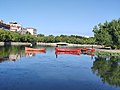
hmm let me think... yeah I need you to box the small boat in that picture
[81,48,89,51]
[55,48,80,52]
[25,47,46,52]
[88,48,95,52]
[81,48,95,52]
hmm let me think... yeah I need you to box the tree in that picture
[93,18,120,49]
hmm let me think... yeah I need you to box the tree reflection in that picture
[0,46,46,63]
[0,46,25,63]
[92,56,120,87]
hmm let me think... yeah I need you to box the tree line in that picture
[0,29,37,42]
[93,18,120,49]
[0,29,95,44]
[37,34,95,44]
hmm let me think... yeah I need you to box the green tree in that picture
[93,18,120,49]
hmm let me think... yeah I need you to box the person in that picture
[56,45,58,47]
[30,43,32,47]
[92,45,93,49]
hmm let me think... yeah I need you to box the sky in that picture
[0,0,120,36]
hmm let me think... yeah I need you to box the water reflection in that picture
[0,46,25,63]
[0,46,47,63]
[81,51,94,56]
[55,51,94,59]
[92,56,120,87]
[25,50,46,57]
[0,46,120,90]
[55,51,80,58]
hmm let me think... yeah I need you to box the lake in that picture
[0,46,120,90]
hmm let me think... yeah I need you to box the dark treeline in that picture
[0,29,95,44]
[37,34,95,44]
[93,18,120,49]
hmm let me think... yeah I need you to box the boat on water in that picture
[25,47,46,52]
[88,48,95,52]
[55,48,81,52]
[81,48,95,52]
[55,47,95,53]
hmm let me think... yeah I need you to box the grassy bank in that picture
[95,50,120,57]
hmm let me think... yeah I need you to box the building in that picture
[0,20,10,30]
[26,28,37,35]
[9,22,22,31]
[0,20,37,35]
[18,28,28,34]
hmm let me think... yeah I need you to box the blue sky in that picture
[0,0,120,36]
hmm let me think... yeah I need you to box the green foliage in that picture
[95,51,120,57]
[0,29,37,42]
[93,18,120,49]
[37,34,95,44]
[0,29,95,44]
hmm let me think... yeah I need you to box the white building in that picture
[7,21,37,35]
[9,22,22,31]
[26,28,37,35]
[18,28,28,34]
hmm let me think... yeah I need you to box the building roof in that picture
[26,27,36,29]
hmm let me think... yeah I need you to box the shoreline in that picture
[37,42,103,48]
[0,42,103,48]
[1,42,120,53]
[95,49,120,53]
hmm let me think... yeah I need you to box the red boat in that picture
[81,48,95,52]
[25,47,46,52]
[55,48,80,52]
[81,48,89,51]
[88,48,95,52]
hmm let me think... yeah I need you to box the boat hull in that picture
[55,48,80,52]
[81,48,95,52]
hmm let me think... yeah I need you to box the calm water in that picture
[0,46,120,90]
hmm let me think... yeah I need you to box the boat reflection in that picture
[0,46,46,63]
[25,50,46,57]
[0,46,25,63]
[55,51,94,58]
[55,51,80,58]
[9,54,21,61]
[92,56,120,87]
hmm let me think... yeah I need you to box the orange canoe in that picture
[25,47,46,52]
[89,49,95,52]
[55,48,80,52]
[81,48,95,52]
